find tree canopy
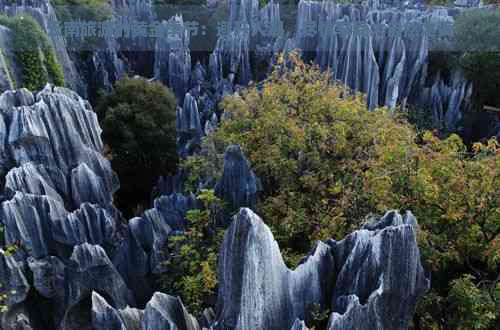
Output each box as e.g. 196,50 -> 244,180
98,77 -> 178,216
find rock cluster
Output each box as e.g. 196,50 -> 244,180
0,86 -> 428,329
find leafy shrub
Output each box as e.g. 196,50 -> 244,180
52,0 -> 112,23
0,15 -> 64,90
447,275 -> 496,330
160,189 -> 224,314
97,77 -> 178,216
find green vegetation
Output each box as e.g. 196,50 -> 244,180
454,9 -> 500,108
52,0 -> 112,23
178,55 -> 499,328
0,15 -> 64,90
97,77 -> 178,217
160,189 -> 223,314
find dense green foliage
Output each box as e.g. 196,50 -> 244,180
52,0 -> 111,23
454,9 -> 500,108
0,15 -> 64,90
97,77 -> 178,216
180,55 -> 499,328
161,189 -> 223,314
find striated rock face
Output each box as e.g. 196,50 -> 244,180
213,208 -> 428,330
417,71 -> 473,132
214,208 -> 334,330
91,291 -> 198,330
291,319 -> 309,330
0,86 -> 128,329
215,145 -> 260,211
154,15 -> 192,102
177,92 -> 203,157
327,210 -> 429,329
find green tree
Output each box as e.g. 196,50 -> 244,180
160,189 -> 224,315
97,77 -> 178,216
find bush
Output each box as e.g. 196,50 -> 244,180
186,55 -> 500,328
0,15 -> 64,90
52,0 -> 112,23
97,77 -> 178,216
160,189 -> 224,315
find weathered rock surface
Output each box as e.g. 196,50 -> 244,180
0,0 -> 453,327
327,210 -> 429,329
215,145 -> 260,210
213,208 -> 428,330
154,15 -> 192,102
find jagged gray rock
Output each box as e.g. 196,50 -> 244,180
177,92 -> 203,157
0,248 -> 29,305
213,208 -> 428,330
53,203 -> 116,247
417,71 -> 472,132
1,192 -> 67,259
66,243 -> 134,309
326,210 -> 429,329
92,291 -> 144,330
0,87 -> 128,329
27,255 -> 64,299
293,0 -> 472,121
141,292 -> 200,330
290,319 -> 309,330
154,15 -> 192,101
214,208 -> 334,330
215,145 -> 260,210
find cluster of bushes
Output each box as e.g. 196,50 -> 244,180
173,55 -> 499,328
0,15 -> 64,90
52,0 -> 111,23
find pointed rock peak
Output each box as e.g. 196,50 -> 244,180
215,145 -> 260,210
362,209 -> 417,231
291,319 -> 309,330
0,88 -> 35,110
142,292 -> 199,330
216,208 -> 332,330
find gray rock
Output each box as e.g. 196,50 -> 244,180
290,319 -> 309,330
154,16 -> 192,101
177,93 -> 203,157
91,291 -> 128,330
5,163 -> 67,204
141,292 -> 199,330
215,145 -> 260,210
0,248 -> 29,305
52,203 -> 116,247
92,291 -> 144,330
27,256 -> 64,299
214,208 -> 334,330
1,192 -> 67,259
0,0 -> 86,96
327,210 -> 429,329
214,208 -> 428,330
65,243 -> 134,310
